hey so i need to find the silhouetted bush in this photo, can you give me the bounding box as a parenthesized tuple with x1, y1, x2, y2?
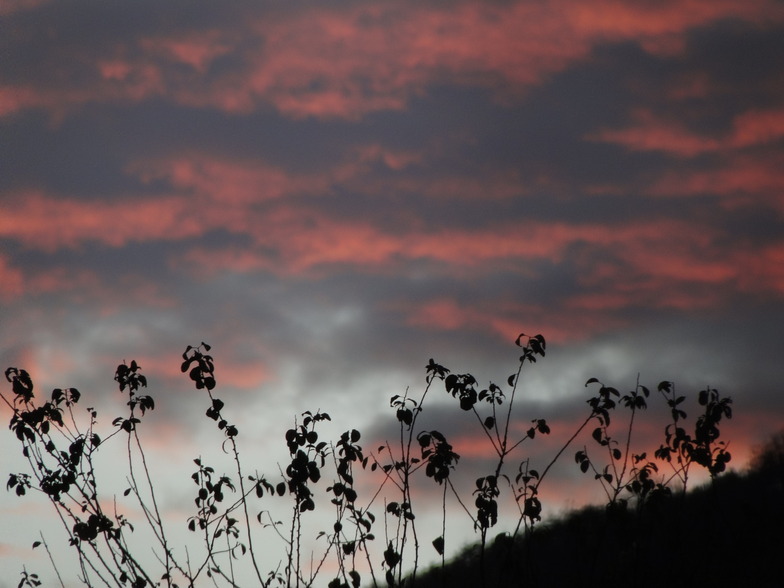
(3, 334, 749, 587)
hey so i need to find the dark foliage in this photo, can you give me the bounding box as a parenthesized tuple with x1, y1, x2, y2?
(413, 433, 784, 588)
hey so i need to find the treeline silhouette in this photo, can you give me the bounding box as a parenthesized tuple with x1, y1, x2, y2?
(413, 432, 784, 588)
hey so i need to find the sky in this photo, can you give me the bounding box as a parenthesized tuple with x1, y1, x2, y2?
(1, 0, 784, 585)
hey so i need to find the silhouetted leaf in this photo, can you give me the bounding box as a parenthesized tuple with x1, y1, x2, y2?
(384, 542, 401, 568)
(592, 427, 603, 444)
(349, 570, 360, 588)
(432, 536, 445, 555)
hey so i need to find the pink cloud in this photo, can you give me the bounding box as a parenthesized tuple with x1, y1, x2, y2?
(588, 108, 784, 158)
(130, 145, 445, 217)
(353, 144, 424, 172)
(404, 299, 467, 332)
(0, 66, 162, 122)
(130, 155, 325, 204)
(0, 263, 179, 310)
(5, 0, 782, 120)
(0, 256, 24, 300)
(666, 72, 714, 100)
(0, 190, 202, 251)
(4, 166, 779, 310)
(398, 297, 629, 344)
(177, 0, 780, 118)
(0, 86, 45, 117)
(251, 208, 404, 271)
(140, 33, 236, 73)
(178, 246, 272, 278)
(739, 243, 784, 295)
(614, 240, 737, 284)
(566, 0, 778, 41)
(586, 109, 722, 157)
(729, 109, 784, 148)
(386, 171, 528, 202)
(0, 0, 50, 16)
(649, 153, 784, 209)
(175, 211, 762, 295)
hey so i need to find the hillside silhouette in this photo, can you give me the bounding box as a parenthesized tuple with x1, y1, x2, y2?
(412, 432, 784, 588)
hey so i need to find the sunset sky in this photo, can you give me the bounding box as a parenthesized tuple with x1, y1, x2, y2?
(2, 0, 784, 584)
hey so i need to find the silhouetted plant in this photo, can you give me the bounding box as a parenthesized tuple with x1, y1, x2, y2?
(2, 334, 739, 588)
(654, 381, 733, 490)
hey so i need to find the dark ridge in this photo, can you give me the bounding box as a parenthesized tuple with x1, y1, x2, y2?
(411, 432, 784, 588)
